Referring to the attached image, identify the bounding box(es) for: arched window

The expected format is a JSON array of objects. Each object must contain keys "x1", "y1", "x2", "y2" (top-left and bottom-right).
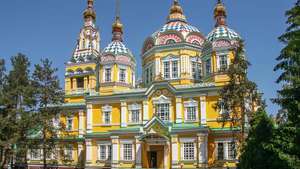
[{"x1": 166, "y1": 39, "x2": 176, "y2": 45}]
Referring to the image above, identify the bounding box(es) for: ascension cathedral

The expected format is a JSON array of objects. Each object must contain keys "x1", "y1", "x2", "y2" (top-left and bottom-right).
[{"x1": 28, "y1": 0, "x2": 243, "y2": 168}]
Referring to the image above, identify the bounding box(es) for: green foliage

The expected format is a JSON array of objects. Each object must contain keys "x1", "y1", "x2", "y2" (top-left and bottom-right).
[
  {"x1": 32, "y1": 58, "x2": 64, "y2": 168},
  {"x1": 216, "y1": 40, "x2": 261, "y2": 143},
  {"x1": 238, "y1": 109, "x2": 293, "y2": 169},
  {"x1": 273, "y1": 0, "x2": 300, "y2": 166}
]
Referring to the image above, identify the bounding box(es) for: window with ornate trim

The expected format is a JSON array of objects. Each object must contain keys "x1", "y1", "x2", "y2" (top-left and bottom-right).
[
  {"x1": 218, "y1": 55, "x2": 228, "y2": 71},
  {"x1": 105, "y1": 68, "x2": 111, "y2": 82},
  {"x1": 228, "y1": 142, "x2": 237, "y2": 160},
  {"x1": 172, "y1": 60, "x2": 179, "y2": 78},
  {"x1": 163, "y1": 58, "x2": 180, "y2": 80},
  {"x1": 102, "y1": 105, "x2": 112, "y2": 125},
  {"x1": 216, "y1": 141, "x2": 237, "y2": 160},
  {"x1": 182, "y1": 142, "x2": 195, "y2": 160},
  {"x1": 122, "y1": 144, "x2": 133, "y2": 161},
  {"x1": 98, "y1": 144, "x2": 112, "y2": 161},
  {"x1": 191, "y1": 61, "x2": 202, "y2": 80},
  {"x1": 156, "y1": 103, "x2": 170, "y2": 121},
  {"x1": 119, "y1": 68, "x2": 126, "y2": 82},
  {"x1": 184, "y1": 99, "x2": 198, "y2": 122},
  {"x1": 128, "y1": 103, "x2": 141, "y2": 123},
  {"x1": 163, "y1": 61, "x2": 170, "y2": 79}
]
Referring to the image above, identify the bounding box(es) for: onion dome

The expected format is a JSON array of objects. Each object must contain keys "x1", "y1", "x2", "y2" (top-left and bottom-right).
[
  {"x1": 143, "y1": 0, "x2": 205, "y2": 53},
  {"x1": 83, "y1": 0, "x2": 96, "y2": 20},
  {"x1": 206, "y1": 0, "x2": 241, "y2": 43},
  {"x1": 102, "y1": 16, "x2": 135, "y2": 63}
]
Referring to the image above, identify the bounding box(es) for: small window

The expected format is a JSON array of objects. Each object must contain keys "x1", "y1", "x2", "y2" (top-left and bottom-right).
[
  {"x1": 166, "y1": 39, "x2": 176, "y2": 45},
  {"x1": 131, "y1": 110, "x2": 140, "y2": 123},
  {"x1": 228, "y1": 142, "x2": 237, "y2": 160},
  {"x1": 172, "y1": 60, "x2": 178, "y2": 78},
  {"x1": 183, "y1": 142, "x2": 195, "y2": 160},
  {"x1": 123, "y1": 144, "x2": 133, "y2": 161},
  {"x1": 105, "y1": 68, "x2": 111, "y2": 82},
  {"x1": 103, "y1": 111, "x2": 111, "y2": 124},
  {"x1": 119, "y1": 68, "x2": 126, "y2": 82},
  {"x1": 217, "y1": 143, "x2": 224, "y2": 160},
  {"x1": 163, "y1": 62, "x2": 170, "y2": 79},
  {"x1": 206, "y1": 59, "x2": 211, "y2": 75},
  {"x1": 156, "y1": 103, "x2": 170, "y2": 121},
  {"x1": 99, "y1": 145, "x2": 106, "y2": 160},
  {"x1": 30, "y1": 149, "x2": 41, "y2": 160},
  {"x1": 219, "y1": 55, "x2": 228, "y2": 71},
  {"x1": 186, "y1": 107, "x2": 196, "y2": 121},
  {"x1": 77, "y1": 77, "x2": 84, "y2": 88}
]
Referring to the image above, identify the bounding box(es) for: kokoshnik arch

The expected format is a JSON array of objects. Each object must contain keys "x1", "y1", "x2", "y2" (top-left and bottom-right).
[{"x1": 28, "y1": 0, "x2": 244, "y2": 168}]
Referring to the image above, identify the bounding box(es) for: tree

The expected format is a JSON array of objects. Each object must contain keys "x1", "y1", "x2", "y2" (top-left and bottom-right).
[
  {"x1": 216, "y1": 40, "x2": 261, "y2": 145},
  {"x1": 238, "y1": 108, "x2": 290, "y2": 169},
  {"x1": 0, "y1": 54, "x2": 37, "y2": 168},
  {"x1": 32, "y1": 58, "x2": 64, "y2": 169},
  {"x1": 273, "y1": 0, "x2": 300, "y2": 167}
]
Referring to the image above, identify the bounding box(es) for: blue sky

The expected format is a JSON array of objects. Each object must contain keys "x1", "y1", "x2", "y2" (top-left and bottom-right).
[{"x1": 0, "y1": 0, "x2": 295, "y2": 115}]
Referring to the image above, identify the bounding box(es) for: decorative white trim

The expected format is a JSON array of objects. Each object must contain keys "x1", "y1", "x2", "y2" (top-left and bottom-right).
[
  {"x1": 179, "y1": 137, "x2": 196, "y2": 143},
  {"x1": 152, "y1": 95, "x2": 171, "y2": 104},
  {"x1": 200, "y1": 96, "x2": 207, "y2": 125},
  {"x1": 102, "y1": 104, "x2": 112, "y2": 112}
]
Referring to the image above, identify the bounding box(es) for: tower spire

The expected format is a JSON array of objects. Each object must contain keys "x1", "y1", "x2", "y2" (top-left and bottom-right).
[
  {"x1": 167, "y1": 0, "x2": 186, "y2": 23},
  {"x1": 83, "y1": 0, "x2": 96, "y2": 26},
  {"x1": 214, "y1": 0, "x2": 227, "y2": 27},
  {"x1": 112, "y1": 0, "x2": 123, "y2": 41}
]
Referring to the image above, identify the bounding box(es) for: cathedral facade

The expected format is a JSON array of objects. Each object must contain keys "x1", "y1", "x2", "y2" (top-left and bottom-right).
[{"x1": 28, "y1": 0, "x2": 242, "y2": 168}]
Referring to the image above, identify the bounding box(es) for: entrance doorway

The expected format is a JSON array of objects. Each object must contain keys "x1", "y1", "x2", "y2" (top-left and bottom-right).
[
  {"x1": 147, "y1": 145, "x2": 164, "y2": 168},
  {"x1": 149, "y1": 151, "x2": 157, "y2": 168}
]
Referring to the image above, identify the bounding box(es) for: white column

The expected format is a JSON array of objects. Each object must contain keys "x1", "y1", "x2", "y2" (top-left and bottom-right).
[
  {"x1": 121, "y1": 101, "x2": 127, "y2": 127},
  {"x1": 198, "y1": 133, "x2": 208, "y2": 167},
  {"x1": 200, "y1": 96, "x2": 207, "y2": 125},
  {"x1": 171, "y1": 135, "x2": 179, "y2": 168},
  {"x1": 224, "y1": 142, "x2": 229, "y2": 160},
  {"x1": 135, "y1": 136, "x2": 142, "y2": 168},
  {"x1": 79, "y1": 110, "x2": 85, "y2": 137},
  {"x1": 85, "y1": 139, "x2": 92, "y2": 164},
  {"x1": 176, "y1": 97, "x2": 183, "y2": 123},
  {"x1": 155, "y1": 57, "x2": 160, "y2": 78},
  {"x1": 111, "y1": 136, "x2": 120, "y2": 169},
  {"x1": 86, "y1": 104, "x2": 93, "y2": 133},
  {"x1": 143, "y1": 100, "x2": 149, "y2": 124}
]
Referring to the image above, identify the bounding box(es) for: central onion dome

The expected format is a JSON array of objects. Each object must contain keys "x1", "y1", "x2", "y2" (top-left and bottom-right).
[{"x1": 142, "y1": 0, "x2": 205, "y2": 54}]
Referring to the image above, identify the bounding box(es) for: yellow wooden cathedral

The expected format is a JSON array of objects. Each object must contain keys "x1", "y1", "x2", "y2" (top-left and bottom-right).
[{"x1": 28, "y1": 0, "x2": 243, "y2": 168}]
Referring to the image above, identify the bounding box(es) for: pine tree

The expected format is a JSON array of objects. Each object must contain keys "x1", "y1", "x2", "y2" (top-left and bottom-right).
[
  {"x1": 238, "y1": 108, "x2": 291, "y2": 169},
  {"x1": 216, "y1": 40, "x2": 261, "y2": 145},
  {"x1": 273, "y1": 0, "x2": 300, "y2": 167},
  {"x1": 32, "y1": 58, "x2": 64, "y2": 169},
  {"x1": 1, "y1": 54, "x2": 37, "y2": 168}
]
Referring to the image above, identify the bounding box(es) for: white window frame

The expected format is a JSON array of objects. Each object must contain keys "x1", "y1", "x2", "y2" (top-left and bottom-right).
[
  {"x1": 103, "y1": 66, "x2": 112, "y2": 83},
  {"x1": 97, "y1": 142, "x2": 112, "y2": 161},
  {"x1": 118, "y1": 65, "x2": 127, "y2": 83},
  {"x1": 102, "y1": 105, "x2": 112, "y2": 125},
  {"x1": 180, "y1": 138, "x2": 196, "y2": 161},
  {"x1": 216, "y1": 52, "x2": 230, "y2": 72},
  {"x1": 191, "y1": 58, "x2": 202, "y2": 80},
  {"x1": 162, "y1": 56, "x2": 180, "y2": 80},
  {"x1": 128, "y1": 103, "x2": 142, "y2": 124},
  {"x1": 153, "y1": 95, "x2": 171, "y2": 121},
  {"x1": 184, "y1": 99, "x2": 198, "y2": 122},
  {"x1": 120, "y1": 140, "x2": 134, "y2": 161},
  {"x1": 215, "y1": 140, "x2": 237, "y2": 161}
]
